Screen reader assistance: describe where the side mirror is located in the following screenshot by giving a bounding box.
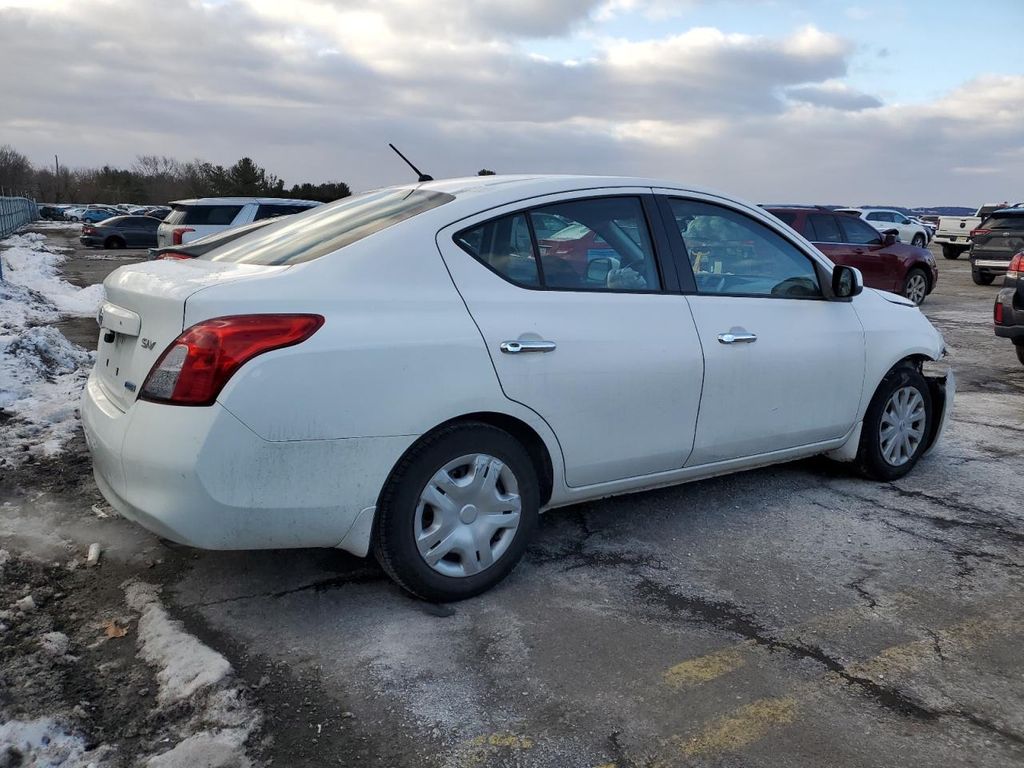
[832,265,863,299]
[882,231,898,246]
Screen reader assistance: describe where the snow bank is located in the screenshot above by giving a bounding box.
[1,231,104,316]
[0,229,101,461]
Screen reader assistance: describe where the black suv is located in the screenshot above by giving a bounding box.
[994,251,1024,365]
[970,207,1024,285]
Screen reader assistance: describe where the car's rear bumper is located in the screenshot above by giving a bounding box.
[81,376,413,553]
[993,285,1024,341]
[972,258,1012,274]
[79,236,103,247]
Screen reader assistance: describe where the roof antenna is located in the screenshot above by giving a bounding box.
[389,143,433,183]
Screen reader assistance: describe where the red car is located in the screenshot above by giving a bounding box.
[767,207,938,305]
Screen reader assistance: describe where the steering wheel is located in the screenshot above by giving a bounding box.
[771,276,819,297]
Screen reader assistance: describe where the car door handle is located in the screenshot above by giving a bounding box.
[717,331,757,344]
[500,340,557,354]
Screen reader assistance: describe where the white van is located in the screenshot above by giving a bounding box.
[156,197,321,247]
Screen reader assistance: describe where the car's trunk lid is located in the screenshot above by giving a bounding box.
[95,258,283,411]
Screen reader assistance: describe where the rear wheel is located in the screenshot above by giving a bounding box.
[373,423,539,602]
[972,268,995,286]
[941,245,961,260]
[902,268,929,305]
[857,364,933,481]
[104,236,125,250]
[911,234,926,247]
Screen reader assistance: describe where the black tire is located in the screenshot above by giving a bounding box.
[911,234,926,248]
[373,422,539,602]
[901,267,930,305]
[104,236,125,250]
[941,245,961,260]
[857,364,933,481]
[1016,344,1024,367]
[971,268,995,286]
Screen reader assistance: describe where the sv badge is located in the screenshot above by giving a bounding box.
[141,338,157,350]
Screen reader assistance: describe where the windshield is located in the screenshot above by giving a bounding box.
[203,189,455,266]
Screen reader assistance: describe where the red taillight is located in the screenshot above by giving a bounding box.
[970,228,990,238]
[83,226,95,234]
[994,301,1004,324]
[139,314,324,406]
[171,227,195,245]
[1008,251,1024,278]
[158,252,192,260]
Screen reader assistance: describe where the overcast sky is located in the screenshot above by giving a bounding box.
[1,0,1021,205]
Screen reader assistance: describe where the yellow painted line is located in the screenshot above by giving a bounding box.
[663,645,749,689]
[678,697,798,757]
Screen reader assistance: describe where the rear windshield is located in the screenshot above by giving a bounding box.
[165,204,243,226]
[981,214,1024,231]
[203,188,455,266]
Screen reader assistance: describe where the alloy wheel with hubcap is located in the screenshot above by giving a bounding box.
[856,364,932,481]
[373,422,540,602]
[879,386,926,466]
[415,453,522,577]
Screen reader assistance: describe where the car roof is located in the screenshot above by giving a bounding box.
[991,207,1024,216]
[168,197,322,206]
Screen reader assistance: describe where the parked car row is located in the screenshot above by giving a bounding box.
[82,174,954,601]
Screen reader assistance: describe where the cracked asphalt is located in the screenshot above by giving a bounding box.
[14,231,1024,766]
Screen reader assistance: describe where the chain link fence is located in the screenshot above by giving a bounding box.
[0,196,38,279]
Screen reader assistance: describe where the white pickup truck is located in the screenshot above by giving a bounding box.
[935,203,1009,260]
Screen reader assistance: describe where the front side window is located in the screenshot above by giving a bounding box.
[456,196,661,292]
[669,199,821,298]
[839,215,882,245]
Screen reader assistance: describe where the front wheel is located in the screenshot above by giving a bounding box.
[857,365,933,481]
[373,423,539,602]
[911,234,926,247]
[902,268,929,305]
[972,268,995,286]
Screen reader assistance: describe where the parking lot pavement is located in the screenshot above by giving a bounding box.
[163,245,1024,767]
[3,235,1023,767]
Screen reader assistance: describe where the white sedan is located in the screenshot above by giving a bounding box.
[82,176,954,601]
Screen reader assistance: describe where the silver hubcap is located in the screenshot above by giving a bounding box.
[905,274,927,304]
[879,386,926,466]
[415,454,522,578]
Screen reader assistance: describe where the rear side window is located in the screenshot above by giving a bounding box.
[808,214,843,243]
[456,196,661,292]
[981,215,1024,231]
[204,189,454,266]
[253,204,317,221]
[165,204,243,226]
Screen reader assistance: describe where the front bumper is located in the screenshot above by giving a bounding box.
[81,376,413,552]
[923,366,955,456]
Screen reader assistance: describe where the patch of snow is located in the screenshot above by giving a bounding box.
[144,730,251,768]
[123,581,259,767]
[1,229,100,462]
[0,716,110,767]
[39,631,70,656]
[124,581,232,705]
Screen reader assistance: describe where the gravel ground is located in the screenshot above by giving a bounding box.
[1,228,1022,767]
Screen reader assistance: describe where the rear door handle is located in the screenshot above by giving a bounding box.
[717,331,757,344]
[500,339,557,354]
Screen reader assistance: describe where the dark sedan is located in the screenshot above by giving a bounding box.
[80,215,162,249]
[993,251,1024,365]
[969,207,1024,285]
[766,206,938,305]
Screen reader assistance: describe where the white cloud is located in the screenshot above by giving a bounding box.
[0,0,1019,205]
